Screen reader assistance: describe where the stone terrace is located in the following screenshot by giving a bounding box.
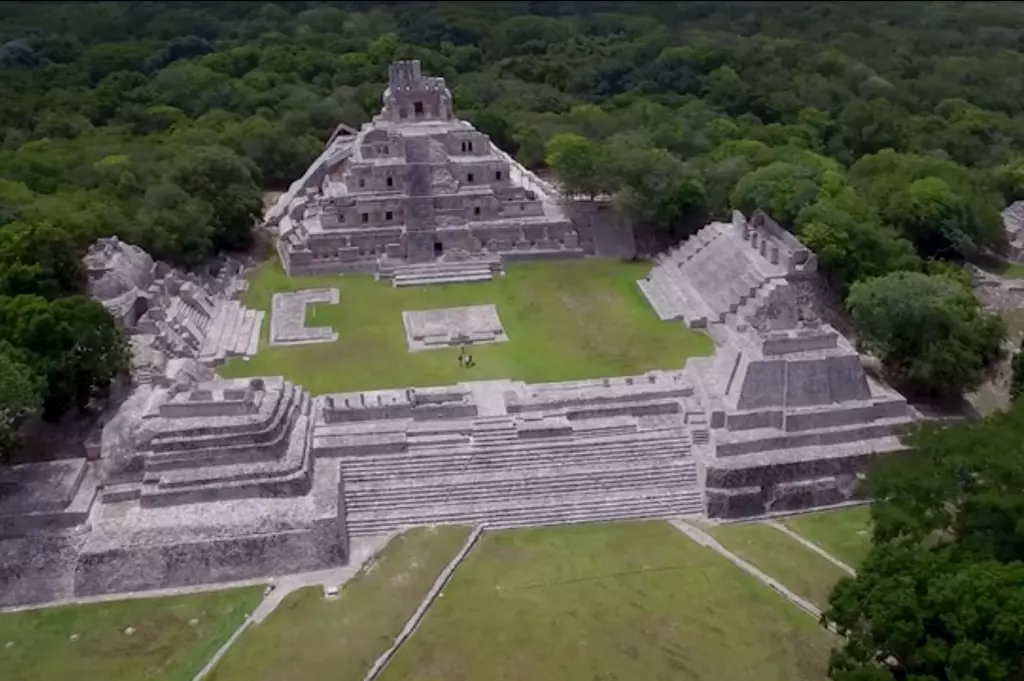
[313,372,705,536]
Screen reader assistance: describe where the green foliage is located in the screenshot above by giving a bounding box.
[846,272,1005,397]
[826,403,1024,681]
[0,295,129,420]
[0,345,43,460]
[1011,343,1024,403]
[0,222,84,298]
[826,545,1024,681]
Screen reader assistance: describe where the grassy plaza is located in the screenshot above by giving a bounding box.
[379,521,835,681]
[782,506,873,568]
[704,521,852,609]
[208,526,470,681]
[220,258,713,394]
[0,587,262,681]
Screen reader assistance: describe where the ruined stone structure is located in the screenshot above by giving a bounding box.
[266,60,588,283]
[270,288,339,346]
[1002,200,1024,261]
[84,237,264,375]
[0,213,916,607]
[639,210,914,516]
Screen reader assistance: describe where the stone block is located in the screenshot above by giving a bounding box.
[402,305,509,352]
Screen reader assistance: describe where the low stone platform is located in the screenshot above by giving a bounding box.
[0,459,99,537]
[270,288,339,346]
[402,305,508,351]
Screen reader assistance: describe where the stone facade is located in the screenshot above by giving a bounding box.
[267,60,588,278]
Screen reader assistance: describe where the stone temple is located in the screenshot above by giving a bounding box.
[0,66,918,608]
[266,60,588,285]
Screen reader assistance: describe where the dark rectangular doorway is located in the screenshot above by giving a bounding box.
[433,240,443,257]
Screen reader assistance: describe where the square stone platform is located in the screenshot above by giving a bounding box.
[402,305,508,351]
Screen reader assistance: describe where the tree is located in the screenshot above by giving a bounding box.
[846,272,1004,397]
[0,295,129,419]
[0,345,42,460]
[134,183,214,264]
[826,403,1024,681]
[1012,343,1024,403]
[797,189,921,289]
[0,222,84,298]
[169,145,263,253]
[885,177,978,257]
[731,161,827,225]
[826,545,1024,681]
[544,134,616,200]
[995,156,1024,203]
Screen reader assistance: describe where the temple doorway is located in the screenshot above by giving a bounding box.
[434,240,444,257]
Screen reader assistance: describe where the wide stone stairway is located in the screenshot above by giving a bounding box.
[327,415,703,536]
[638,220,786,329]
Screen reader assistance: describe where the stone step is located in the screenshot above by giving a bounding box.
[392,260,499,275]
[147,385,301,459]
[345,462,698,511]
[342,429,692,465]
[393,272,494,287]
[140,413,313,507]
[340,440,692,481]
[345,489,706,536]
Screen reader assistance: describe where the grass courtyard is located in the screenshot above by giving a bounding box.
[208,526,471,681]
[704,522,851,609]
[0,586,262,681]
[782,505,874,568]
[220,258,713,394]
[379,521,835,681]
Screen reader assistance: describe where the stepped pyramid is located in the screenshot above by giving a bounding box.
[640,210,916,518]
[266,60,589,282]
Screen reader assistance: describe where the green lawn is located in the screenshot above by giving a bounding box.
[380,521,835,681]
[0,587,262,681]
[704,522,850,609]
[220,258,712,394]
[782,506,873,568]
[207,526,470,681]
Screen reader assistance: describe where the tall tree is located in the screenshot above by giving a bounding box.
[846,272,1004,397]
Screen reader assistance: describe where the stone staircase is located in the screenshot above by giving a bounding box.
[638,221,782,329]
[385,260,500,287]
[338,418,704,536]
[199,300,264,364]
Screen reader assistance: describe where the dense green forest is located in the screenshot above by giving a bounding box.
[0,0,1023,424]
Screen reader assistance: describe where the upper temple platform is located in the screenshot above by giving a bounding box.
[268,60,587,277]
